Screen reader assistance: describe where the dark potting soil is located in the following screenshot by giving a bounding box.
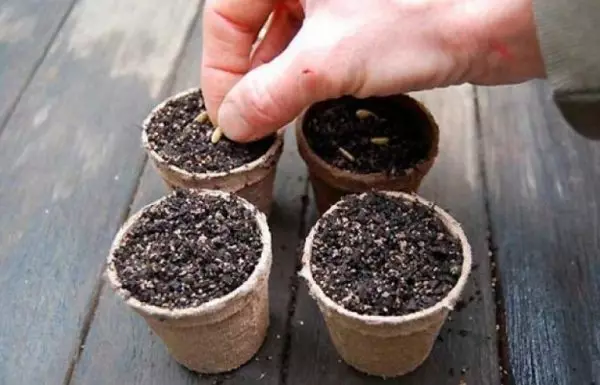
[310,192,463,316]
[145,89,275,174]
[304,96,432,175]
[112,190,263,309]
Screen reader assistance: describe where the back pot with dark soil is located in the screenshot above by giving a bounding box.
[296,94,439,213]
[300,191,472,377]
[142,88,284,214]
[106,189,272,374]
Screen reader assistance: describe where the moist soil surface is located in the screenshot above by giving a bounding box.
[304,96,432,175]
[145,89,275,174]
[112,190,263,309]
[310,192,463,316]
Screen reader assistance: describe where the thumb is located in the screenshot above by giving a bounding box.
[217,30,349,142]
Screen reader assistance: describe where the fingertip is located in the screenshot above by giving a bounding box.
[200,87,218,126]
[217,99,251,142]
[201,0,278,128]
[217,95,282,143]
[200,65,240,126]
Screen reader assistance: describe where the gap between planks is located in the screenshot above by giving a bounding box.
[474,87,514,385]
[279,180,311,385]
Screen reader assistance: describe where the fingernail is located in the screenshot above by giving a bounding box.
[217,99,251,142]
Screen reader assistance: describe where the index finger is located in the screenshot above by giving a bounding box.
[201,0,276,123]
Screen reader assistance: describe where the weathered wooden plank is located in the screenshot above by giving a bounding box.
[286,85,501,384]
[478,81,600,385]
[0,0,77,129]
[0,1,200,384]
[71,11,308,384]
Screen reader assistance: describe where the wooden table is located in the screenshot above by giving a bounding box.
[1,1,598,384]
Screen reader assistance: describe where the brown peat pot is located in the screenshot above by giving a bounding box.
[300,191,472,377]
[106,189,272,373]
[142,88,283,215]
[296,94,439,214]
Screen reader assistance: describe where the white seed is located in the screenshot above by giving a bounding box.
[370,137,389,145]
[338,147,355,162]
[356,109,377,120]
[210,126,224,143]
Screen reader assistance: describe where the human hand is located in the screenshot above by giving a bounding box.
[201,0,546,142]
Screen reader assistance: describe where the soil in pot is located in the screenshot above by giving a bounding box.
[111,189,263,309]
[144,89,275,174]
[311,192,463,316]
[304,96,432,175]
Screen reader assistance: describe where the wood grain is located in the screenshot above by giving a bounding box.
[0,1,199,384]
[71,9,309,383]
[0,0,77,128]
[286,85,501,385]
[478,81,600,385]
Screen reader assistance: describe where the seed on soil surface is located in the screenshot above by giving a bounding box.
[337,147,355,162]
[370,137,390,145]
[111,190,263,309]
[355,109,378,120]
[145,89,275,174]
[194,110,209,124]
[310,192,463,316]
[211,126,224,144]
[304,96,431,174]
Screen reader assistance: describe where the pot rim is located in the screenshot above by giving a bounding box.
[105,189,272,320]
[299,190,472,326]
[295,94,439,184]
[142,87,284,181]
